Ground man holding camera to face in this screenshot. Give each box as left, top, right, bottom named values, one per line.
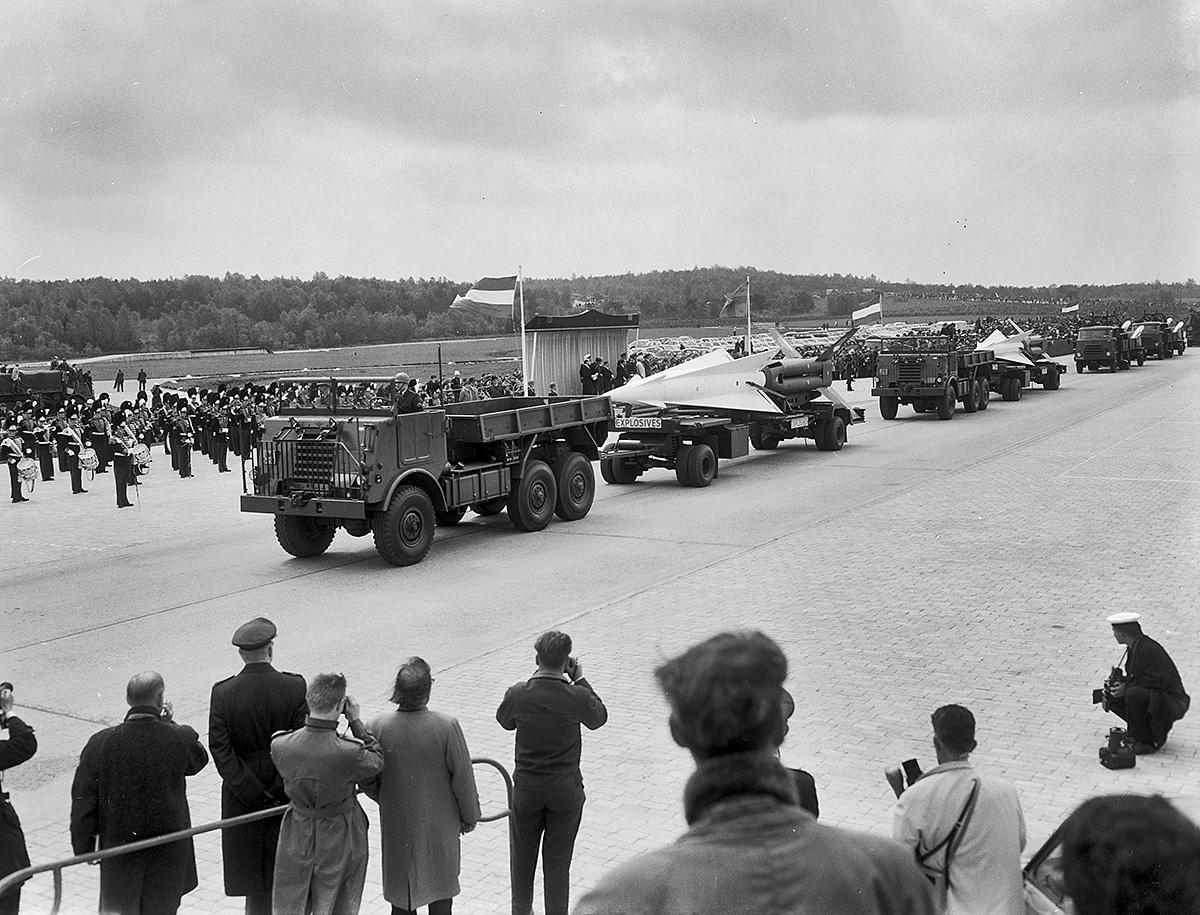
left=496, top=631, right=608, bottom=915
left=1097, top=612, right=1190, bottom=755
left=0, top=683, right=36, bottom=915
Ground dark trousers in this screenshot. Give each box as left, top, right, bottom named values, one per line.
left=509, top=796, right=584, bottom=915
left=99, top=851, right=185, bottom=915
left=214, top=433, right=229, bottom=471
left=177, top=442, right=192, bottom=478
left=168, top=431, right=180, bottom=471
left=37, top=443, right=54, bottom=481
left=1, top=797, right=29, bottom=915
left=114, top=456, right=133, bottom=506
left=93, top=435, right=110, bottom=472
left=393, top=900, right=452, bottom=915
left=7, top=462, right=21, bottom=502
left=57, top=437, right=70, bottom=472
left=68, top=453, right=84, bottom=493
left=1109, top=686, right=1181, bottom=745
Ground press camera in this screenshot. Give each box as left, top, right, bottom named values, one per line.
left=1091, top=666, right=1127, bottom=707
left=884, top=758, right=923, bottom=798
left=1098, top=726, right=1136, bottom=770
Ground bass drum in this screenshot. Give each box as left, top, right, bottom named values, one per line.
left=130, top=443, right=152, bottom=473
left=79, top=447, right=99, bottom=476
left=17, top=457, right=39, bottom=492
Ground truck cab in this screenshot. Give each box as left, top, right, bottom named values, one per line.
left=872, top=335, right=994, bottom=420
left=1074, top=325, right=1138, bottom=372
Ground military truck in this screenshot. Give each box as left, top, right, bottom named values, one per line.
left=872, top=336, right=995, bottom=420
left=240, top=378, right=611, bottom=566
left=0, top=367, right=94, bottom=410
left=1139, top=312, right=1187, bottom=359
left=1074, top=323, right=1141, bottom=372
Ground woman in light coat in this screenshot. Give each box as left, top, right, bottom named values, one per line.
left=365, top=658, right=481, bottom=915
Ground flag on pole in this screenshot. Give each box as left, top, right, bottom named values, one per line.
left=851, top=296, right=883, bottom=323
left=450, top=275, right=518, bottom=321
left=1061, top=303, right=1079, bottom=314
left=720, top=283, right=748, bottom=317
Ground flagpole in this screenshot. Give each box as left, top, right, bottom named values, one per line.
left=745, top=275, right=751, bottom=354
left=518, top=266, right=529, bottom=395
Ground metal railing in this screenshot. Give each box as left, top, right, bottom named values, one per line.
left=0, top=757, right=512, bottom=914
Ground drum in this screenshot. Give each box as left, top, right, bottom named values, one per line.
left=130, top=443, right=152, bottom=473
left=16, top=457, right=39, bottom=492
left=79, top=447, right=99, bottom=474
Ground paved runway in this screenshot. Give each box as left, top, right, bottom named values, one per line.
left=4, top=353, right=1199, bottom=913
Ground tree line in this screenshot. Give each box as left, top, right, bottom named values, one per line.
left=0, top=269, right=1194, bottom=360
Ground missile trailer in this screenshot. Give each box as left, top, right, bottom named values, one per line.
left=240, top=378, right=611, bottom=566
left=872, top=336, right=996, bottom=420
left=600, top=356, right=864, bottom=488
left=987, top=335, right=1065, bottom=401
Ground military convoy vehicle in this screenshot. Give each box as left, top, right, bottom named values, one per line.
left=240, top=378, right=611, bottom=566
left=1138, top=312, right=1188, bottom=359
left=872, top=336, right=995, bottom=420
left=979, top=329, right=1065, bottom=401
left=1074, top=322, right=1142, bottom=372
left=0, top=367, right=94, bottom=410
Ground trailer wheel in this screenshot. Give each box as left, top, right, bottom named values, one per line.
left=936, top=392, right=955, bottom=420
left=275, top=515, right=336, bottom=558
left=373, top=486, right=435, bottom=566
left=1043, top=368, right=1061, bottom=390
left=676, top=444, right=716, bottom=487
left=508, top=460, right=557, bottom=531
left=472, top=497, right=506, bottom=516
left=879, top=395, right=899, bottom=420
left=1136, top=352, right=1145, bottom=366
left=750, top=427, right=779, bottom=450
left=976, top=379, right=990, bottom=411
left=815, top=416, right=846, bottom=452
left=435, top=506, right=467, bottom=526
left=553, top=452, right=595, bottom=521
left=962, top=381, right=978, bottom=414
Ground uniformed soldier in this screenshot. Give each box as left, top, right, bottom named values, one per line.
left=270, top=674, right=383, bottom=915
left=60, top=409, right=88, bottom=494
left=109, top=412, right=136, bottom=508
left=0, top=682, right=37, bottom=915
left=392, top=373, right=423, bottom=414
left=175, top=405, right=195, bottom=479
left=1, top=425, right=28, bottom=504
left=209, top=618, right=307, bottom=915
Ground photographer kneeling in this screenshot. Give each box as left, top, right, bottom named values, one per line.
left=1099, top=612, right=1190, bottom=755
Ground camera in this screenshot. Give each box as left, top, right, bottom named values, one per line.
left=1099, top=727, right=1136, bottom=770
left=1091, top=667, right=1127, bottom=707
left=884, top=758, right=923, bottom=798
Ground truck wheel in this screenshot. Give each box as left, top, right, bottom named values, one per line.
left=879, top=395, right=899, bottom=420
left=1075, top=361, right=1084, bottom=374
left=912, top=401, right=927, bottom=413
left=275, top=515, right=336, bottom=558
left=976, top=379, right=990, bottom=411
left=372, top=486, right=435, bottom=566
left=435, top=506, right=467, bottom=526
left=600, top=455, right=640, bottom=484
left=508, top=460, right=557, bottom=531
left=676, top=444, right=716, bottom=487
left=936, top=392, right=955, bottom=420
left=1136, top=352, right=1145, bottom=366
left=1000, top=377, right=1017, bottom=401
left=750, top=426, right=779, bottom=450
left=1043, top=369, right=1061, bottom=390
left=963, top=382, right=978, bottom=414
left=553, top=452, right=595, bottom=521
left=815, top=416, right=846, bottom=451
left=472, top=497, right=506, bottom=516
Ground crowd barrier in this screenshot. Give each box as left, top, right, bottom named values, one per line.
left=0, top=757, right=513, bottom=915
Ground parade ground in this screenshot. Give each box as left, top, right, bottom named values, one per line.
left=4, top=354, right=1199, bottom=913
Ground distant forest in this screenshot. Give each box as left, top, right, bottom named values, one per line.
left=0, top=267, right=1195, bottom=359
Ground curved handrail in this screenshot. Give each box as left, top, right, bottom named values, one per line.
left=0, top=756, right=513, bottom=913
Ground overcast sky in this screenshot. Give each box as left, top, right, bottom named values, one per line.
left=2, top=1, right=1197, bottom=286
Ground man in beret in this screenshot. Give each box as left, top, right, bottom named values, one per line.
left=1103, top=612, right=1190, bottom=754
left=575, top=631, right=934, bottom=915
left=209, top=618, right=308, bottom=915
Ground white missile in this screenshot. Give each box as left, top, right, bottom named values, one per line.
left=609, top=349, right=783, bottom=414
left=977, top=329, right=1035, bottom=366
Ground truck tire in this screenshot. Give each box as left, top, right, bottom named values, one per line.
left=435, top=506, right=467, bottom=526
left=373, top=486, right=435, bottom=566
left=976, top=379, right=990, bottom=411
left=936, top=392, right=955, bottom=420
left=962, top=381, right=978, bottom=414
left=912, top=401, right=927, bottom=413
left=600, top=455, right=640, bottom=484
left=508, top=460, right=557, bottom=531
left=553, top=452, right=595, bottom=521
left=472, top=497, right=507, bottom=516
left=675, top=443, right=716, bottom=487
left=879, top=395, right=899, bottom=420
left=1136, top=352, right=1145, bottom=366
left=275, top=515, right=336, bottom=558
left=815, top=416, right=846, bottom=451
left=750, top=426, right=779, bottom=450
left=1043, top=368, right=1061, bottom=390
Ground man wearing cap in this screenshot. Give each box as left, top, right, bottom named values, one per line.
left=209, top=618, right=308, bottom=915
left=1, top=425, right=28, bottom=503
left=579, top=356, right=596, bottom=395
left=1103, top=612, right=1189, bottom=754
left=393, top=374, right=423, bottom=414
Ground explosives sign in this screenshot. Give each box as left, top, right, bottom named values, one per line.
left=614, top=416, right=663, bottom=430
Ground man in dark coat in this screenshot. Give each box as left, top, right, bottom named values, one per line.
left=70, top=672, right=209, bottom=915
left=579, top=357, right=596, bottom=395
left=209, top=617, right=307, bottom=915
left=0, top=683, right=37, bottom=915
left=1103, top=612, right=1190, bottom=753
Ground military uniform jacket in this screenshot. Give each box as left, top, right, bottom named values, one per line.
left=209, top=663, right=307, bottom=895
left=0, top=715, right=37, bottom=879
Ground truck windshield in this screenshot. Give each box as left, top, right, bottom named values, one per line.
left=1077, top=328, right=1111, bottom=340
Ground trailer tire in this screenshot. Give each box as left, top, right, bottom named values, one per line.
left=553, top=452, right=594, bottom=521
left=936, top=392, right=955, bottom=420
left=435, top=506, right=467, bottom=526
left=472, top=497, right=507, bottom=516
left=815, top=416, right=846, bottom=451
left=879, top=395, right=899, bottom=420
left=600, top=455, right=640, bottom=484
left=1000, top=377, right=1019, bottom=401
left=1043, top=368, right=1061, bottom=390
left=275, top=515, right=336, bottom=558
left=963, top=381, right=978, bottom=414
left=750, top=427, right=779, bottom=450
left=976, top=379, right=990, bottom=411
left=676, top=444, right=716, bottom=488
left=372, top=486, right=435, bottom=566
left=508, top=460, right=557, bottom=531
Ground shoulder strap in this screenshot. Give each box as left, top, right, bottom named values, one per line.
left=916, top=778, right=981, bottom=881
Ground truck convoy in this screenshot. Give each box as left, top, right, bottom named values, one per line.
left=1137, top=312, right=1188, bottom=360
left=872, top=335, right=995, bottom=419
left=241, top=378, right=611, bottom=566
